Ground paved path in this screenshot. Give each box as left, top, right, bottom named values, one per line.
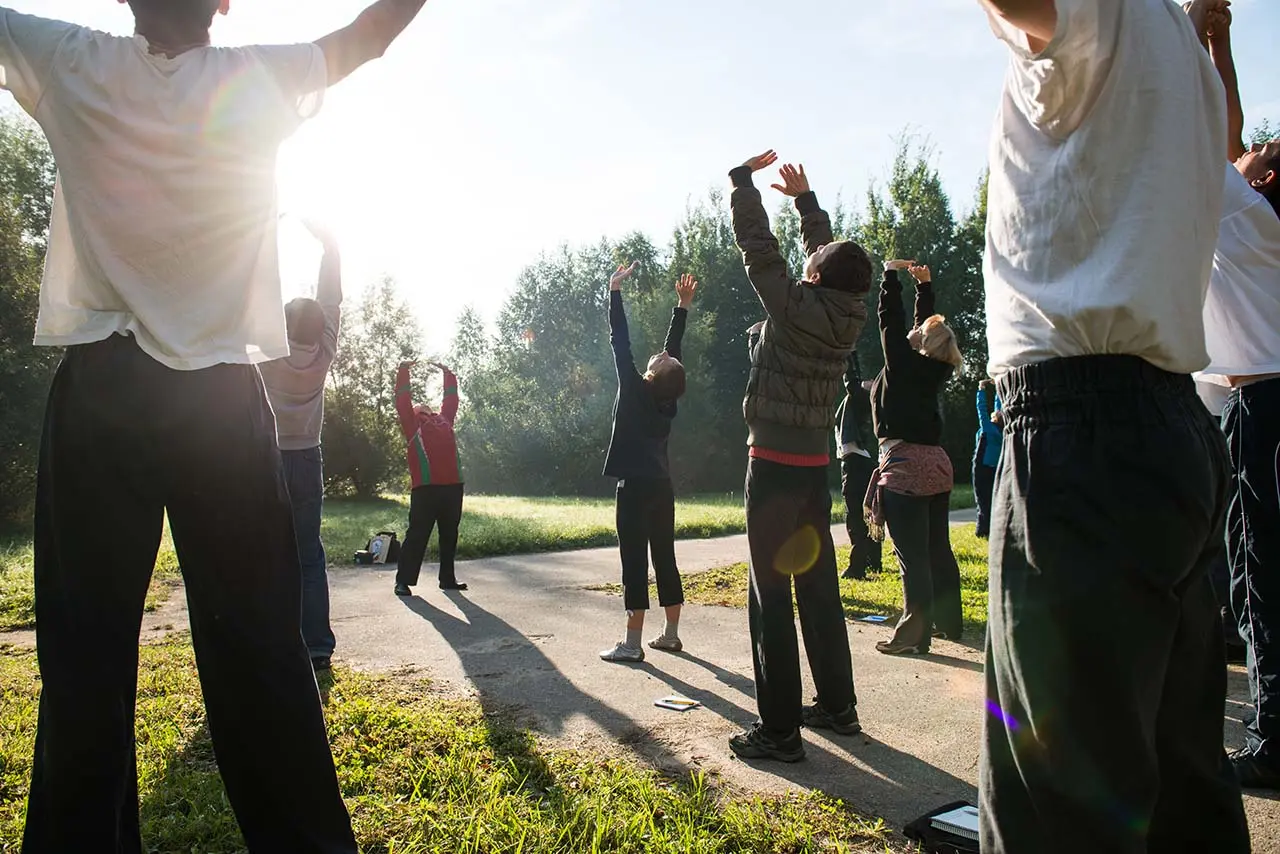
left=6, top=515, right=1276, bottom=849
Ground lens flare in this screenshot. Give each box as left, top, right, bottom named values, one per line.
left=774, top=525, right=821, bottom=576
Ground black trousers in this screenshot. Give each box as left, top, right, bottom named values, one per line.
left=882, top=489, right=962, bottom=648
left=1224, top=378, right=1280, bottom=764
left=745, top=457, right=856, bottom=733
left=840, top=454, right=882, bottom=574
left=616, top=477, right=683, bottom=612
left=980, top=355, right=1248, bottom=854
left=396, top=483, right=464, bottom=586
left=972, top=446, right=997, bottom=538
left=23, top=334, right=356, bottom=854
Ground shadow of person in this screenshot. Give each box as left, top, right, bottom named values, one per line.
left=668, top=650, right=758, bottom=697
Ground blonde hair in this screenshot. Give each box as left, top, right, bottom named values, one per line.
left=917, top=315, right=964, bottom=370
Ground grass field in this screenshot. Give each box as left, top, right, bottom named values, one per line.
left=0, top=639, right=904, bottom=853
left=599, top=526, right=991, bottom=640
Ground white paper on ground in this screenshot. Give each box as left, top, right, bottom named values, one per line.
left=654, top=695, right=701, bottom=712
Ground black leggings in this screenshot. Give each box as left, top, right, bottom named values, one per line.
left=616, top=477, right=684, bottom=612
left=882, top=489, right=962, bottom=648
left=396, top=483, right=464, bottom=586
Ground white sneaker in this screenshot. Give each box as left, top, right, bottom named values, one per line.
left=599, top=642, right=645, bottom=663
left=648, top=635, right=683, bottom=653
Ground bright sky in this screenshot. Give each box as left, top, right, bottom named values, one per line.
left=5, top=0, right=1280, bottom=353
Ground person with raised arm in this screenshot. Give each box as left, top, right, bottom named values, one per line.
left=393, top=360, right=468, bottom=596
left=260, top=218, right=344, bottom=675
left=1, top=0, right=432, bottom=848
left=1191, top=1, right=1280, bottom=791
left=598, top=262, right=696, bottom=663
left=863, top=260, right=964, bottom=656
left=975, top=0, right=1249, bottom=849
left=726, top=153, right=872, bottom=763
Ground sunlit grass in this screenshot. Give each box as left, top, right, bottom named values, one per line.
left=0, top=639, right=906, bottom=853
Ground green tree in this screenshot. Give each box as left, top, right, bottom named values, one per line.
left=1250, top=118, right=1275, bottom=145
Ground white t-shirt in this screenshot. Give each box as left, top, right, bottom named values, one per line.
left=1197, top=164, right=1280, bottom=385
left=983, top=0, right=1226, bottom=377
left=0, top=9, right=326, bottom=370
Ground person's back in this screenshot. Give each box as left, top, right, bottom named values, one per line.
left=977, top=1, right=1249, bottom=851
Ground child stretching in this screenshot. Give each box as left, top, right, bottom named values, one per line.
left=393, top=360, right=468, bottom=595
left=728, top=153, right=872, bottom=762
left=599, top=262, right=697, bottom=663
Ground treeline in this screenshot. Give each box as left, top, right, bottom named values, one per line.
left=0, top=109, right=990, bottom=515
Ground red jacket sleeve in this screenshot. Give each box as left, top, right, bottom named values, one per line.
left=394, top=364, right=417, bottom=440
left=441, top=368, right=459, bottom=426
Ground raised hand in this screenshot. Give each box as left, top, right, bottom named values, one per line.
left=742, top=150, right=779, bottom=173
left=770, top=163, right=811, bottom=198
left=908, top=264, right=932, bottom=284
left=399, top=359, right=418, bottom=370
left=300, top=217, right=336, bottom=245
left=1207, top=0, right=1231, bottom=43
left=675, top=273, right=699, bottom=309
left=884, top=259, right=916, bottom=272
left=610, top=261, right=640, bottom=291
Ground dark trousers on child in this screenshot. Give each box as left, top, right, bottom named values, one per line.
left=396, top=483, right=465, bottom=587
left=1224, top=377, right=1280, bottom=770
left=745, top=458, right=856, bottom=734
left=972, top=445, right=997, bottom=538
left=840, top=453, right=882, bottom=575
left=22, top=334, right=357, bottom=854
left=616, top=477, right=683, bottom=611
left=980, top=355, right=1249, bottom=854
left=882, top=489, right=962, bottom=648
left=281, top=447, right=335, bottom=661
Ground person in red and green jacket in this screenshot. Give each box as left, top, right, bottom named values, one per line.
left=392, top=360, right=467, bottom=595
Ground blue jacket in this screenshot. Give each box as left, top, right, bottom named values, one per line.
left=975, top=387, right=1003, bottom=469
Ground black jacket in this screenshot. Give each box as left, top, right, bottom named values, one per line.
left=834, top=352, right=873, bottom=456
left=870, top=270, right=953, bottom=446
left=602, top=290, right=687, bottom=480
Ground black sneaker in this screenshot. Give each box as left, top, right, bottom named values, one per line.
left=802, top=701, right=862, bottom=735
left=439, top=580, right=469, bottom=591
left=311, top=656, right=332, bottom=673
left=1231, top=747, right=1280, bottom=789
left=841, top=565, right=866, bottom=581
left=729, top=723, right=805, bottom=763
left=394, top=583, right=412, bottom=597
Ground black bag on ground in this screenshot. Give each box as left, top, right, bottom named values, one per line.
left=355, top=531, right=401, bottom=565
left=904, top=801, right=980, bottom=854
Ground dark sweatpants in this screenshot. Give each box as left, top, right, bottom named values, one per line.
left=616, top=477, right=684, bottom=612
left=882, top=489, right=962, bottom=648
left=396, top=483, right=465, bottom=587
left=1224, top=378, right=1280, bottom=767
left=972, top=448, right=997, bottom=539
left=745, top=457, right=856, bottom=734
left=840, top=453, right=882, bottom=574
left=22, top=334, right=356, bottom=854
left=980, top=355, right=1248, bottom=854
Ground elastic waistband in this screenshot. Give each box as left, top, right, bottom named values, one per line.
left=997, top=355, right=1198, bottom=427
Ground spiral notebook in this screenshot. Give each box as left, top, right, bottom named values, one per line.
left=929, top=805, right=979, bottom=842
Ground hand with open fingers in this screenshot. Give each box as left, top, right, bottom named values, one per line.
left=610, top=261, right=640, bottom=291
left=770, top=163, right=811, bottom=198
left=908, top=264, right=932, bottom=284
left=674, top=273, right=699, bottom=308
left=884, top=259, right=916, bottom=272
left=742, top=150, right=779, bottom=173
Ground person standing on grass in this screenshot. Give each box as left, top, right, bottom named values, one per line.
left=863, top=260, right=964, bottom=656
left=834, top=351, right=882, bottom=580
left=977, top=0, right=1249, bottom=850
left=4, top=0, right=433, bottom=849
left=971, top=379, right=1001, bottom=539
left=1192, top=1, right=1280, bottom=791
left=260, top=218, right=342, bottom=675
left=727, top=153, right=871, bottom=763
left=598, top=262, right=696, bottom=663
left=393, top=360, right=468, bottom=596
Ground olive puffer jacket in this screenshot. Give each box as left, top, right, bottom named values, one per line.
left=730, top=172, right=870, bottom=457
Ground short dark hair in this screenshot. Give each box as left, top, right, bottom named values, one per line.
left=1265, top=153, right=1280, bottom=218
left=647, top=362, right=687, bottom=402
left=126, top=0, right=220, bottom=29
left=811, top=241, right=873, bottom=296
left=285, top=298, right=326, bottom=347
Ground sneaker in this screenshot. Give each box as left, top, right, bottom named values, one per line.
left=394, top=583, right=412, bottom=597
left=802, top=701, right=862, bottom=736
left=311, top=656, right=332, bottom=673
left=648, top=635, right=683, bottom=653
left=876, top=639, right=926, bottom=656
left=1230, top=747, right=1280, bottom=789
left=599, top=642, right=645, bottom=663
left=841, top=565, right=866, bottom=581
left=728, top=723, right=805, bottom=763
left=439, top=580, right=469, bottom=591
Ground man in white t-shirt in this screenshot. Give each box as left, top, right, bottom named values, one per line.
left=1193, top=5, right=1280, bottom=791
left=976, top=0, right=1250, bottom=851
left=0, top=1, right=431, bottom=850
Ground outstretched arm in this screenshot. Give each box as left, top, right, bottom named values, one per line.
left=394, top=361, right=418, bottom=440
left=979, top=0, right=1058, bottom=52
left=730, top=150, right=794, bottom=319
left=1206, top=4, right=1246, bottom=162
left=304, top=219, right=343, bottom=355
left=436, top=364, right=459, bottom=425
left=772, top=163, right=834, bottom=257
left=608, top=262, right=641, bottom=388
left=315, top=0, right=429, bottom=86
left=665, top=274, right=697, bottom=362
left=909, top=265, right=936, bottom=328
left=879, top=262, right=913, bottom=369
